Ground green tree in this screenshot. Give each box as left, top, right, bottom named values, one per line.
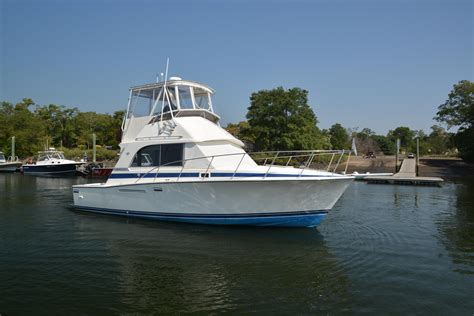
left=435, top=80, right=474, bottom=161
left=0, top=98, right=124, bottom=159
left=426, top=125, right=453, bottom=155
left=436, top=80, right=474, bottom=128
left=357, top=128, right=376, bottom=140
left=454, top=128, right=474, bottom=162
left=329, top=123, right=350, bottom=149
left=36, top=104, right=79, bottom=148
left=353, top=128, right=381, bottom=155
left=111, top=110, right=125, bottom=147
left=246, top=87, right=329, bottom=151
left=225, top=121, right=254, bottom=147
left=387, top=126, right=415, bottom=152
left=0, top=99, right=47, bottom=157
left=372, top=135, right=396, bottom=155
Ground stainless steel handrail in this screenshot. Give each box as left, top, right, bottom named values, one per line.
left=232, top=153, right=246, bottom=179
left=131, top=149, right=350, bottom=183
left=264, top=151, right=279, bottom=178
left=7, top=156, right=19, bottom=163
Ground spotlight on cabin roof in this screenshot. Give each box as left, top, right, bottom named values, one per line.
left=169, top=76, right=182, bottom=81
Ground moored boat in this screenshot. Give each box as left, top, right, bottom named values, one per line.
left=0, top=152, right=22, bottom=172
left=72, top=77, right=354, bottom=227
left=22, top=148, right=84, bottom=176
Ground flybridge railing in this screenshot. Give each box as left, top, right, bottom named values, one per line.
left=132, top=149, right=352, bottom=183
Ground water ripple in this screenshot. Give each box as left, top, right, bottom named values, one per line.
left=1, top=175, right=473, bottom=314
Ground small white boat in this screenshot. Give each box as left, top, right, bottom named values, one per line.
left=72, top=77, right=354, bottom=227
left=22, top=148, right=84, bottom=176
left=0, top=152, right=22, bottom=172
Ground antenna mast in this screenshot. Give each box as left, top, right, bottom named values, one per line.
left=160, top=58, right=172, bottom=122
left=164, top=58, right=169, bottom=83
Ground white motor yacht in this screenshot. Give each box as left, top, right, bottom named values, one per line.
left=22, top=148, right=84, bottom=176
left=72, top=77, right=354, bottom=227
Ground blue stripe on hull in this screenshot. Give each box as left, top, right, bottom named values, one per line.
left=108, top=172, right=337, bottom=179
left=73, top=206, right=328, bottom=228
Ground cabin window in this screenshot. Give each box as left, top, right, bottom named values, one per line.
left=193, top=87, right=212, bottom=110
left=131, top=144, right=184, bottom=167
left=151, top=87, right=178, bottom=116
left=178, top=86, right=194, bottom=109
left=162, top=87, right=178, bottom=113
left=130, top=90, right=154, bottom=117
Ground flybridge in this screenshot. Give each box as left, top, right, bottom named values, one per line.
left=123, top=77, right=220, bottom=126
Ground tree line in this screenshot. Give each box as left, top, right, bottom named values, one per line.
left=0, top=98, right=124, bottom=159
left=226, top=80, right=473, bottom=161
left=1, top=80, right=472, bottom=162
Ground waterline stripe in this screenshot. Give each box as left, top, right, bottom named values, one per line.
left=72, top=206, right=328, bottom=227
left=73, top=206, right=328, bottom=218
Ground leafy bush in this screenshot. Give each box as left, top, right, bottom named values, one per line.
left=63, top=147, right=119, bottom=162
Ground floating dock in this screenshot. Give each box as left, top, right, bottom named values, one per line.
left=350, top=172, right=393, bottom=181
left=364, top=159, right=444, bottom=186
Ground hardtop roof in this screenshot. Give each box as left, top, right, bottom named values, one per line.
left=130, top=79, right=215, bottom=94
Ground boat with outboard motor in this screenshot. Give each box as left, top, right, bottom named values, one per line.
left=72, top=77, right=354, bottom=227
left=22, top=148, right=84, bottom=176
left=0, top=151, right=22, bottom=172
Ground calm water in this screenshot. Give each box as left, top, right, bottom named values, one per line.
left=1, top=174, right=473, bottom=314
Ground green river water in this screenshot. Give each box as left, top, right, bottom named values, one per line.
left=1, top=174, right=473, bottom=314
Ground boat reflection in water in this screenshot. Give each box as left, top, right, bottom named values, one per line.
left=436, top=180, right=474, bottom=275
left=77, top=216, right=352, bottom=314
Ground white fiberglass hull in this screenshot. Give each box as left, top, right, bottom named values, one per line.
left=0, top=162, right=22, bottom=172
left=72, top=177, right=353, bottom=227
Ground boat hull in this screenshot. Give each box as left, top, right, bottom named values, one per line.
left=22, top=163, right=78, bottom=176
left=73, top=206, right=328, bottom=227
left=0, top=162, right=22, bottom=172
left=72, top=178, right=352, bottom=227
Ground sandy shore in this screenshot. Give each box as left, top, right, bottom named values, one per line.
left=341, top=156, right=474, bottom=181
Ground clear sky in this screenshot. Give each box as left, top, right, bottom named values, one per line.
left=1, top=0, right=472, bottom=134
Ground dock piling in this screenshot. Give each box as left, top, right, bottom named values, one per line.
left=11, top=136, right=15, bottom=159
left=92, top=133, right=96, bottom=163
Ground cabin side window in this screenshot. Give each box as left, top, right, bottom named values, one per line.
left=178, top=86, right=194, bottom=109
left=131, top=144, right=184, bottom=167
left=193, top=87, right=212, bottom=110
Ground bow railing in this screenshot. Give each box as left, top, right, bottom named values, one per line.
left=7, top=156, right=20, bottom=163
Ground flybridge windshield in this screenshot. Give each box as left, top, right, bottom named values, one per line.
left=127, top=81, right=214, bottom=118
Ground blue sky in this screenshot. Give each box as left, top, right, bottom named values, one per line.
left=1, top=0, right=472, bottom=134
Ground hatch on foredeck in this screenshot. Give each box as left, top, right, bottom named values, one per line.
left=125, top=78, right=220, bottom=125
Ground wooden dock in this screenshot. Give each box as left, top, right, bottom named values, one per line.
left=364, top=159, right=444, bottom=186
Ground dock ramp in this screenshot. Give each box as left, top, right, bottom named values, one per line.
left=364, top=159, right=443, bottom=186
